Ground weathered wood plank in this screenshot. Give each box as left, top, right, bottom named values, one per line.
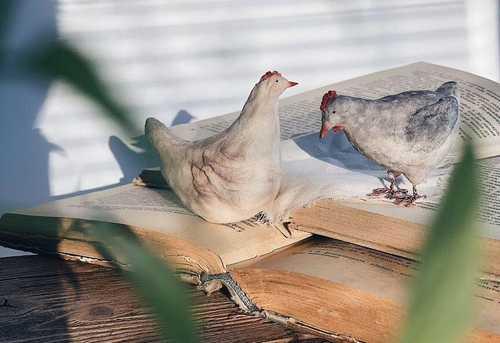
left=0, top=256, right=325, bottom=342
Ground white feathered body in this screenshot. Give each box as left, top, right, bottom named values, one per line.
left=146, top=77, right=287, bottom=223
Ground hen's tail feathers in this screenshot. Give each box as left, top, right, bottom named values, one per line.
left=145, top=117, right=187, bottom=161
left=436, top=81, right=459, bottom=100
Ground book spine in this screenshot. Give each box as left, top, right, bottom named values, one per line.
left=201, top=272, right=259, bottom=313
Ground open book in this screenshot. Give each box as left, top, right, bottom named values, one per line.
left=2, top=62, right=500, bottom=341
left=0, top=184, right=309, bottom=283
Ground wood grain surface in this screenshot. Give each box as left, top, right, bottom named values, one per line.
left=0, top=255, right=325, bottom=343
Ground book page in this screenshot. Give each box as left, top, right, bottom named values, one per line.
left=246, top=237, right=500, bottom=336
left=135, top=160, right=500, bottom=244
left=12, top=184, right=309, bottom=266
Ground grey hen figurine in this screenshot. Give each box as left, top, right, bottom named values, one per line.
left=146, top=71, right=298, bottom=223
left=320, top=81, right=460, bottom=205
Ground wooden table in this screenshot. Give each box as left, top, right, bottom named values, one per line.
left=0, top=255, right=326, bottom=342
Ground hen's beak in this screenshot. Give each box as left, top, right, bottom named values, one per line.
left=320, top=121, right=332, bottom=139
left=287, top=81, right=299, bottom=88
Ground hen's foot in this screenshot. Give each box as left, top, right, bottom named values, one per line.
left=253, top=211, right=271, bottom=224
left=370, top=170, right=403, bottom=198
left=253, top=212, right=292, bottom=237
left=369, top=187, right=408, bottom=200
left=368, top=187, right=391, bottom=197
left=388, top=189, right=408, bottom=199
left=393, top=193, right=426, bottom=207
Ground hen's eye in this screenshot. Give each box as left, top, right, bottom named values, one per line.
left=332, top=111, right=336, bottom=114
left=275, top=79, right=279, bottom=83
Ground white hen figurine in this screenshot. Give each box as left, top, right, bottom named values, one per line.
left=320, top=82, right=460, bottom=205
left=146, top=71, right=298, bottom=223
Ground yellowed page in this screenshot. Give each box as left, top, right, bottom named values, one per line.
left=244, top=238, right=500, bottom=338
left=11, top=184, right=309, bottom=266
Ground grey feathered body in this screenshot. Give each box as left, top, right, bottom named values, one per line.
left=145, top=86, right=281, bottom=223
left=335, top=82, right=460, bottom=185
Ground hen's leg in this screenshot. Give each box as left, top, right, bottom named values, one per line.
left=369, top=170, right=403, bottom=198
left=254, top=211, right=271, bottom=224
left=387, top=171, right=412, bottom=199
left=253, top=211, right=292, bottom=238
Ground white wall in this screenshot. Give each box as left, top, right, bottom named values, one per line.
left=1, top=0, right=498, bottom=257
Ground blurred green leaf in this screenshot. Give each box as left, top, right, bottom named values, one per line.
left=87, top=223, right=199, bottom=343
left=0, top=1, right=14, bottom=40
left=0, top=0, right=15, bottom=65
left=25, top=40, right=138, bottom=135
left=399, top=142, right=480, bottom=343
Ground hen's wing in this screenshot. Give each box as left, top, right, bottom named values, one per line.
left=190, top=141, right=250, bottom=198
left=404, top=96, right=459, bottom=153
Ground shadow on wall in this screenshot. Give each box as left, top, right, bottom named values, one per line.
left=50, top=110, right=194, bottom=201
left=0, top=0, right=196, bottom=212
left=109, top=110, right=195, bottom=186
left=0, top=4, right=76, bottom=340
left=0, top=0, right=57, bottom=214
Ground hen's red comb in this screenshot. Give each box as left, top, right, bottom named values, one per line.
left=260, top=70, right=282, bottom=82
left=320, top=90, right=337, bottom=113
